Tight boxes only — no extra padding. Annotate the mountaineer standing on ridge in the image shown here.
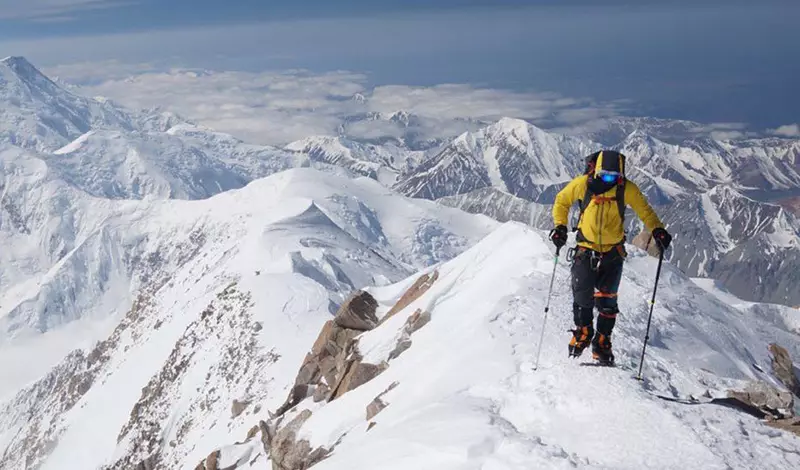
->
[548,150,672,365]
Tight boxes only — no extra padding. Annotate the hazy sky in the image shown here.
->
[1,0,797,136]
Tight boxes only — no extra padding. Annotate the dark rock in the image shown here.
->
[231,399,249,419]
[366,382,399,421]
[769,343,800,397]
[334,291,379,331]
[388,337,412,361]
[332,360,388,400]
[728,381,794,419]
[270,410,331,470]
[380,272,438,324]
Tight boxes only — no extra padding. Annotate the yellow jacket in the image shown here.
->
[553,175,664,253]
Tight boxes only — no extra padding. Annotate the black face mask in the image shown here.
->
[588,176,617,195]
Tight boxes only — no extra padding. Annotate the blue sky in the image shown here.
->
[1,0,797,137]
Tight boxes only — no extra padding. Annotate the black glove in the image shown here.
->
[652,227,672,252]
[549,225,568,249]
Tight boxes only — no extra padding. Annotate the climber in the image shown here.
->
[549,150,672,365]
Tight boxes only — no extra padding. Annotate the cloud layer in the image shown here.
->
[771,124,800,138]
[47,61,623,146]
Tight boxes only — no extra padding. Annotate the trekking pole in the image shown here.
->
[533,245,561,371]
[636,248,665,380]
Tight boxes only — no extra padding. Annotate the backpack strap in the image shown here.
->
[574,179,627,241]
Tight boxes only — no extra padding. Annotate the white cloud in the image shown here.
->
[58,67,369,145]
[770,124,800,137]
[685,121,753,140]
[45,62,625,146]
[345,120,406,141]
[709,130,746,141]
[0,0,129,20]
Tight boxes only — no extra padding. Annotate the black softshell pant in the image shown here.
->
[571,245,625,336]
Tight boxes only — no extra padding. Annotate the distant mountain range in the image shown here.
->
[1,55,798,316]
[1,55,800,470]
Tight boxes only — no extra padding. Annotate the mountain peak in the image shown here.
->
[0,55,60,94]
[1,55,30,65]
[494,116,532,130]
[1,55,44,77]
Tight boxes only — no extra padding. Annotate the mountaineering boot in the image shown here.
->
[568,325,593,358]
[592,333,615,365]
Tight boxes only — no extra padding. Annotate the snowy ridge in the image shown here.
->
[285,136,414,187]
[201,223,800,470]
[659,184,800,304]
[40,126,310,200]
[0,56,135,152]
[619,131,800,193]
[0,168,498,469]
[394,118,598,202]
[436,187,555,228]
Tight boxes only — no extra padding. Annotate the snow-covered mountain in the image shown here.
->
[339,108,486,152]
[0,168,498,469]
[619,132,800,193]
[41,125,311,200]
[0,56,137,152]
[1,57,800,470]
[284,136,416,187]
[388,116,799,305]
[659,185,800,305]
[435,187,555,228]
[4,207,800,469]
[394,118,599,203]
[0,56,388,202]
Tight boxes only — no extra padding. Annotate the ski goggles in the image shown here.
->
[597,170,622,183]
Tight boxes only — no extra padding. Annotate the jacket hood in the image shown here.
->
[595,150,625,175]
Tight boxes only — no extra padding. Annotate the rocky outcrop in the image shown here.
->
[334,290,379,331]
[389,309,432,361]
[270,411,331,470]
[728,381,794,419]
[366,382,399,421]
[232,399,250,419]
[195,450,220,470]
[331,358,388,401]
[196,283,433,470]
[769,343,800,397]
[381,271,438,324]
[275,290,387,417]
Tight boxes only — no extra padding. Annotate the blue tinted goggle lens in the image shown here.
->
[599,172,619,183]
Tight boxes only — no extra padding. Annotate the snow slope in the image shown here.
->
[285,136,413,187]
[207,222,800,470]
[659,184,800,305]
[43,125,311,200]
[0,56,134,152]
[0,168,498,469]
[2,170,798,469]
[619,131,800,193]
[394,118,599,203]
